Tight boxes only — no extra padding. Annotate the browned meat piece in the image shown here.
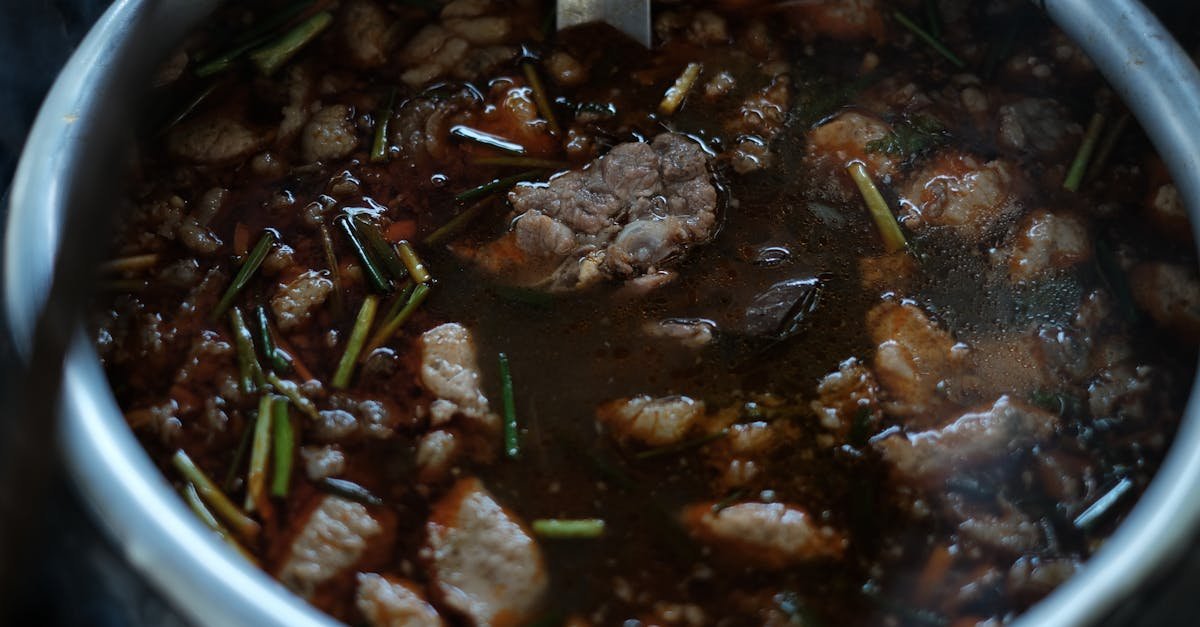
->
[300,445,345,481]
[1087,362,1169,424]
[654,9,730,46]
[681,501,847,568]
[783,0,885,41]
[806,111,897,178]
[897,152,1022,241]
[996,98,1082,157]
[810,357,880,440]
[704,419,799,487]
[301,104,360,163]
[419,323,498,432]
[166,113,267,165]
[726,77,790,173]
[953,500,1043,555]
[858,252,917,291]
[1130,262,1200,343]
[390,86,480,164]
[277,496,382,598]
[356,573,445,627]
[545,51,587,87]
[399,0,519,86]
[597,395,705,447]
[642,318,716,348]
[271,270,334,332]
[1007,556,1079,601]
[312,394,401,442]
[466,134,717,292]
[416,429,462,483]
[422,478,547,627]
[873,396,1058,486]
[176,187,227,255]
[1145,181,1191,241]
[341,0,397,68]
[866,300,966,422]
[1006,209,1091,282]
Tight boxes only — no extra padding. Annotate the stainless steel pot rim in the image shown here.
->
[6,1,1200,626]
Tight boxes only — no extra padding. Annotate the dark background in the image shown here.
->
[1,1,1198,625]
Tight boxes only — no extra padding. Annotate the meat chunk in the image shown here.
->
[596,395,705,447]
[277,496,382,598]
[467,134,717,292]
[422,478,547,627]
[419,323,498,431]
[398,0,518,86]
[810,357,880,439]
[166,114,267,164]
[417,429,462,483]
[391,86,480,164]
[681,502,847,568]
[312,394,401,442]
[271,270,334,332]
[301,104,360,163]
[300,445,346,480]
[898,152,1022,241]
[867,300,966,422]
[1130,262,1200,343]
[783,0,885,41]
[1007,210,1091,282]
[341,0,396,68]
[356,573,445,627]
[996,98,1081,156]
[642,318,716,348]
[726,77,790,173]
[872,396,1058,486]
[806,111,897,178]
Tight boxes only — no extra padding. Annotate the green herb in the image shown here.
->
[711,489,749,513]
[245,394,274,513]
[212,230,276,320]
[866,116,947,159]
[319,223,345,317]
[365,282,432,353]
[659,62,703,116]
[317,477,384,506]
[396,240,431,284]
[531,518,605,538]
[223,415,257,492]
[332,295,379,389]
[1085,112,1130,184]
[353,216,409,282]
[270,396,294,498]
[499,352,519,459]
[371,87,396,163]
[255,305,291,373]
[381,281,416,322]
[794,73,877,128]
[230,307,266,395]
[266,372,320,421]
[249,11,333,76]
[847,162,907,253]
[636,429,728,460]
[424,197,496,246]
[522,61,560,135]
[923,0,942,40]
[454,170,542,204]
[893,10,965,68]
[171,449,260,541]
[451,125,527,155]
[1073,476,1134,531]
[194,0,316,77]
[1064,111,1106,192]
[181,483,257,563]
[336,214,391,294]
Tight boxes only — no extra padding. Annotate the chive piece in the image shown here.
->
[472,156,568,169]
[395,240,431,284]
[336,214,391,294]
[424,197,495,246]
[182,483,258,563]
[332,295,379,389]
[711,489,749,514]
[1085,113,1130,184]
[249,11,333,76]
[847,162,907,253]
[171,449,261,541]
[193,0,316,77]
[893,11,965,68]
[354,216,409,282]
[450,125,527,155]
[244,394,274,513]
[255,305,292,373]
[381,281,416,322]
[270,397,294,498]
[230,307,266,395]
[364,282,431,353]
[658,62,703,116]
[223,415,257,492]
[499,352,519,459]
[212,230,276,321]
[454,170,542,204]
[1073,477,1134,531]
[923,0,942,40]
[522,61,560,135]
[319,223,345,318]
[98,253,159,274]
[317,477,384,506]
[531,518,606,539]
[266,372,321,420]
[635,429,728,460]
[371,87,396,163]
[1064,112,1106,192]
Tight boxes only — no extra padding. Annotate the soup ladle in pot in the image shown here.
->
[556,0,651,47]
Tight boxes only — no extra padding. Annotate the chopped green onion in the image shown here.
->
[255,305,292,373]
[395,240,431,284]
[245,394,274,513]
[454,170,542,204]
[1085,112,1130,184]
[212,230,276,321]
[336,214,391,294]
[658,62,703,116]
[171,449,260,541]
[424,197,496,246]
[371,87,396,163]
[99,253,159,274]
[249,11,333,76]
[332,295,379,389]
[923,0,942,40]
[317,477,384,506]
[1064,112,1106,192]
[531,518,606,538]
[181,483,257,563]
[381,281,416,322]
[472,156,567,169]
[194,0,316,77]
[230,307,266,395]
[635,429,728,460]
[354,216,409,282]
[499,352,519,459]
[319,223,345,317]
[847,162,907,253]
[364,282,431,354]
[893,11,965,69]
[223,415,257,492]
[451,125,527,155]
[1073,476,1134,531]
[522,61,560,135]
[270,397,294,498]
[266,371,321,420]
[711,489,749,513]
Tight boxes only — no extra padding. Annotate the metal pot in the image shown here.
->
[5,1,1200,625]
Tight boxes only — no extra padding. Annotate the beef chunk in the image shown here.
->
[277,496,382,598]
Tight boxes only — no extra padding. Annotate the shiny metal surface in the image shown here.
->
[2,1,1199,626]
[556,0,651,47]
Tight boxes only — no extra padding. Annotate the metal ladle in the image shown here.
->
[557,0,651,47]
